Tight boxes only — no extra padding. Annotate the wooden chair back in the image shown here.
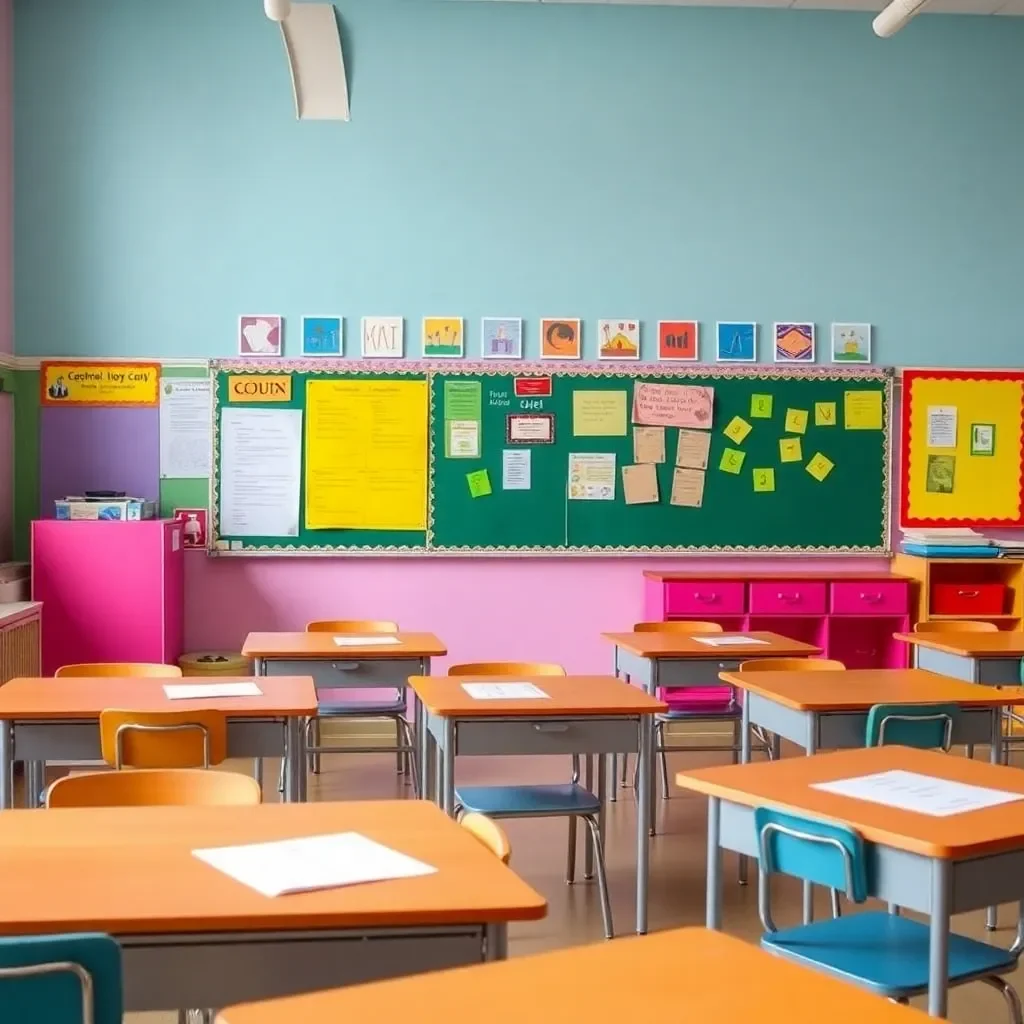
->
[460,813,512,864]
[914,620,999,633]
[46,768,261,808]
[633,621,724,633]
[306,620,399,633]
[55,662,182,678]
[738,658,847,673]
[447,662,566,677]
[99,709,228,768]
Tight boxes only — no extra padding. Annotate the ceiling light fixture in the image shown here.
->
[873,0,932,38]
[265,0,291,22]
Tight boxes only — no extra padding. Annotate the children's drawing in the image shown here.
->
[423,317,464,358]
[658,321,698,361]
[482,318,523,359]
[715,322,756,363]
[830,323,872,364]
[361,317,404,358]
[540,319,581,360]
[598,319,640,360]
[238,315,282,357]
[302,316,343,356]
[926,454,955,494]
[774,323,815,363]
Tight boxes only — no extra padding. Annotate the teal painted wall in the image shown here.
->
[13,0,1024,364]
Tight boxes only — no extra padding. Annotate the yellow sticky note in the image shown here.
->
[750,394,773,419]
[719,448,746,475]
[785,408,809,435]
[815,402,837,427]
[467,469,492,498]
[753,468,775,493]
[723,416,752,445]
[806,452,835,483]
[573,390,628,437]
[844,390,883,430]
[779,437,803,463]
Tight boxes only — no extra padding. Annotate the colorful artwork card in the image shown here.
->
[598,319,640,360]
[716,322,756,362]
[423,317,464,358]
[774,323,815,363]
[238,315,282,357]
[831,323,872,364]
[302,316,342,356]
[540,319,581,360]
[482,318,523,359]
[658,321,698,361]
[361,316,404,358]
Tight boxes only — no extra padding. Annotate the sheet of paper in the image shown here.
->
[927,404,958,448]
[676,429,711,470]
[844,390,883,431]
[467,469,492,498]
[622,463,659,505]
[502,449,531,490]
[694,635,769,647]
[461,682,551,700]
[632,382,714,429]
[723,416,752,445]
[815,402,837,427]
[446,420,480,459]
[785,408,808,435]
[779,437,803,463]
[507,414,553,443]
[753,468,775,492]
[164,682,262,699]
[333,635,402,646]
[750,394,773,419]
[806,452,835,482]
[719,448,746,475]
[926,454,955,494]
[633,426,666,464]
[444,380,482,421]
[159,378,212,478]
[812,770,1024,818]
[573,390,627,436]
[221,408,302,537]
[304,379,428,531]
[670,467,705,508]
[193,832,437,898]
[568,453,616,500]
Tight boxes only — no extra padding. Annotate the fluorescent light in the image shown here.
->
[873,0,932,37]
[265,0,291,22]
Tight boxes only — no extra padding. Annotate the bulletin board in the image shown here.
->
[209,361,892,555]
[900,368,1024,528]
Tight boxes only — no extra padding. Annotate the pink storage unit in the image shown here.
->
[644,571,911,670]
[32,519,184,675]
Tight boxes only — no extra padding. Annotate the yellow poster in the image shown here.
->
[573,390,627,436]
[844,391,883,430]
[305,379,428,531]
[227,375,292,402]
[40,362,159,406]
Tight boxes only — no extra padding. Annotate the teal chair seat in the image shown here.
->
[455,783,600,816]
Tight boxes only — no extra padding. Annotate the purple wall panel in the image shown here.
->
[39,406,160,514]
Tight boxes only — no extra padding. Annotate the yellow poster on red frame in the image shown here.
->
[40,362,160,406]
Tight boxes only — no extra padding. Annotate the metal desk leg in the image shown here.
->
[441,719,456,817]
[802,725,817,925]
[415,694,428,800]
[0,719,13,810]
[988,709,1002,931]
[485,923,508,961]
[928,859,951,1018]
[26,762,44,809]
[705,796,722,929]
[636,714,653,935]
[283,716,304,803]
[738,697,752,885]
[584,755,595,880]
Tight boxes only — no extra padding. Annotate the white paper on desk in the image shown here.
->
[461,683,550,700]
[164,682,262,699]
[333,635,402,647]
[693,636,769,647]
[813,770,1024,818]
[193,832,436,898]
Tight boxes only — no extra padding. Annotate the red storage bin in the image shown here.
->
[931,582,1007,617]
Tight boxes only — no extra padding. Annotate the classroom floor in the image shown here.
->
[125,746,1019,1024]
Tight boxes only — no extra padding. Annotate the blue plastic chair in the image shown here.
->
[0,933,122,1024]
[865,703,959,750]
[754,808,1023,1019]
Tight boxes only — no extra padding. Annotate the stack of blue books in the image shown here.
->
[901,530,998,559]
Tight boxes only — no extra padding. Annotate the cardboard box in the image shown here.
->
[54,497,157,521]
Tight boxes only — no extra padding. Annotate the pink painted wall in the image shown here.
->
[0,0,9,356]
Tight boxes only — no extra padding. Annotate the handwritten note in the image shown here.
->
[568,453,616,500]
[676,429,711,470]
[633,426,666,464]
[671,467,705,508]
[719,448,746,475]
[779,437,803,463]
[632,382,714,429]
[752,468,775,493]
[785,408,809,435]
[622,463,660,505]
[467,469,492,498]
[750,394,774,419]
[573,390,627,436]
[815,402,837,427]
[844,391,883,431]
[806,452,835,482]
[723,416,752,445]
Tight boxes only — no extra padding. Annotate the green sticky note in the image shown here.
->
[723,416,752,445]
[750,394,773,419]
[779,437,803,463]
[467,469,492,498]
[785,408,809,434]
[719,448,746,475]
[753,468,776,493]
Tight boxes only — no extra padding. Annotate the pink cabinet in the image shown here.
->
[32,519,184,675]
[748,581,828,616]
[664,580,746,617]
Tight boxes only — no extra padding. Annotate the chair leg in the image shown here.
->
[398,717,419,795]
[252,758,263,792]
[583,814,614,940]
[830,889,842,919]
[731,719,741,766]
[979,976,1024,1024]
[622,752,630,787]
[967,744,975,760]
[608,753,617,803]
[277,757,285,795]
[657,722,670,801]
[308,717,322,775]
[888,903,901,916]
[566,815,577,884]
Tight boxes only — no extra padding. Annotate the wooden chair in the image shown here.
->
[459,812,512,864]
[306,620,400,633]
[914,620,1000,633]
[738,658,848,672]
[99,709,228,769]
[632,620,724,633]
[447,662,568,677]
[46,768,262,808]
[54,662,182,678]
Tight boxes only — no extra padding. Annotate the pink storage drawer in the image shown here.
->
[749,581,827,616]
[831,581,908,616]
[664,580,746,617]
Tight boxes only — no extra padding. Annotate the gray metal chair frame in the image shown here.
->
[0,960,95,1024]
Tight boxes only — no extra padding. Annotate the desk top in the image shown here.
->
[0,800,546,936]
[0,676,317,719]
[894,631,1024,658]
[408,675,667,717]
[602,631,822,659]
[718,668,1024,712]
[677,745,1024,859]
[214,926,927,1024]
[242,632,447,659]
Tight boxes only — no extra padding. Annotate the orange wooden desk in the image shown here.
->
[0,675,316,809]
[895,631,1024,686]
[409,674,666,935]
[214,926,929,1024]
[0,799,545,1012]
[677,746,1024,1018]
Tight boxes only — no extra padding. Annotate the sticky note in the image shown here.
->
[573,390,628,437]
[779,437,803,463]
[633,426,666,464]
[844,390,883,430]
[723,416,752,445]
[467,469,492,497]
[622,463,660,505]
[785,408,809,435]
[676,429,711,470]
[671,467,705,508]
[719,448,746,475]
[815,402,837,427]
[750,394,773,419]
[752,468,775,493]
[806,453,835,483]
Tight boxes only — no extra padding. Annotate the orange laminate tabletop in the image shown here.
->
[602,631,822,659]
[408,675,668,717]
[718,668,1024,712]
[214,926,928,1024]
[676,745,1024,860]
[0,800,546,935]
[0,676,317,719]
[242,632,447,659]
[894,632,1024,658]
